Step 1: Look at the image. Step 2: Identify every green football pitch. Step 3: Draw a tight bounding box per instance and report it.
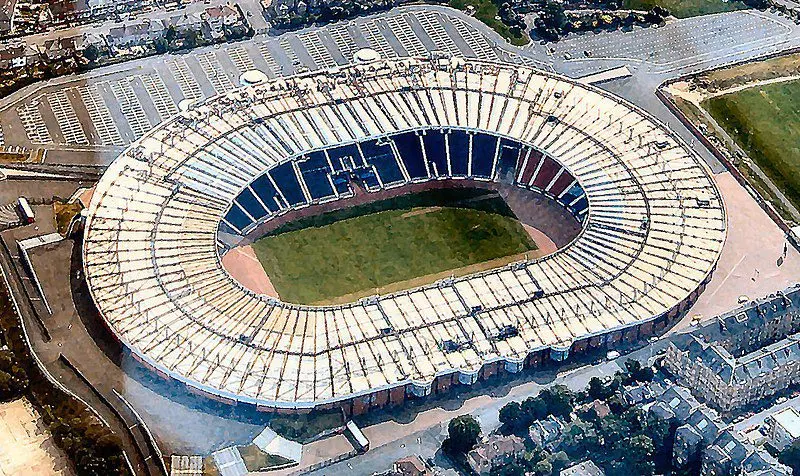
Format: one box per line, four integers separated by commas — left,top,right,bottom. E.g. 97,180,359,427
251,203,537,305
703,79,800,210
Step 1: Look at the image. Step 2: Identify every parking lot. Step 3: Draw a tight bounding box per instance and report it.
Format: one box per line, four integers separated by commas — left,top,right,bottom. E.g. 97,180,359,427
548,10,799,78
0,7,505,155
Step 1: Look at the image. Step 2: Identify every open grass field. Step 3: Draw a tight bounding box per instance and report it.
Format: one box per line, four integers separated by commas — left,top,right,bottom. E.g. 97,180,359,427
703,79,800,210
251,205,537,304
623,0,744,18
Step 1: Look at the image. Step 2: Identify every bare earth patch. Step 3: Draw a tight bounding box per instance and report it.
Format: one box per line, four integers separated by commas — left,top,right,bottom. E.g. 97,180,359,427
221,245,280,299
522,224,558,255
0,398,73,475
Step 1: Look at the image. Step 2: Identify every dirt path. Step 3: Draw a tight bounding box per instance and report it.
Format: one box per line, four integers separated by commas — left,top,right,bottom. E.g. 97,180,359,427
523,224,557,255
668,74,800,104
400,206,442,218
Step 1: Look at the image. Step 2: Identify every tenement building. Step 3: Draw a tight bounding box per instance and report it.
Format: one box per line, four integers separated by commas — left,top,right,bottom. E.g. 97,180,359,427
663,285,800,412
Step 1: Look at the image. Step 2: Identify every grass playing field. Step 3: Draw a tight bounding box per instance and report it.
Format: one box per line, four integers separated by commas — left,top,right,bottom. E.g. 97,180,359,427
623,0,743,18
703,79,800,210
251,202,537,305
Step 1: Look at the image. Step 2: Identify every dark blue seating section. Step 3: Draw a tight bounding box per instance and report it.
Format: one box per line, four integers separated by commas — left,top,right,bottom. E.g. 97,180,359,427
236,187,268,221
224,203,252,232
448,130,470,176
470,133,497,178
570,196,589,217
561,183,584,205
360,139,404,185
298,153,336,201
327,145,361,172
270,162,306,206
422,131,447,177
392,132,427,179
496,139,521,178
223,129,589,234
251,173,281,212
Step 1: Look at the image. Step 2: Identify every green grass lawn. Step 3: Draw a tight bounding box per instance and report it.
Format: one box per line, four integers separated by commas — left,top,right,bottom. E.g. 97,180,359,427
623,0,744,17
449,0,529,46
251,206,536,304
703,79,800,210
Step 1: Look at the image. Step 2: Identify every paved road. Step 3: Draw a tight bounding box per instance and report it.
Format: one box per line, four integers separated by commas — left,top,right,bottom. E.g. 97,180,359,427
734,395,800,433
305,342,667,475
0,227,166,475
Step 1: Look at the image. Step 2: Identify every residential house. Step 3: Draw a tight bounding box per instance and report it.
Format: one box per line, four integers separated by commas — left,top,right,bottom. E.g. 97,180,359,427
622,381,666,406
766,406,800,451
702,430,790,476
663,285,800,412
529,415,564,450
648,385,700,423
466,434,525,475
673,407,725,469
391,455,433,476
559,460,605,476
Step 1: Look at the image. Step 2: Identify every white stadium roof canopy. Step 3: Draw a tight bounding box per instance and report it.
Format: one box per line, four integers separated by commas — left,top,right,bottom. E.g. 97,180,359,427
83,57,726,408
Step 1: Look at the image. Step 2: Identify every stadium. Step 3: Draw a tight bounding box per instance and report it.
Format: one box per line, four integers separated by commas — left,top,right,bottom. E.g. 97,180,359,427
82,55,727,414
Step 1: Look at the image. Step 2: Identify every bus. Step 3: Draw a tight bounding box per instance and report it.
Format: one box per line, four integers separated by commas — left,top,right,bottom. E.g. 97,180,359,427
17,197,34,224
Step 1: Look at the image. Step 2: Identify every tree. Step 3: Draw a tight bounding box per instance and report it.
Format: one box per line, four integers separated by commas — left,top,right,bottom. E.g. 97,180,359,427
445,414,481,454
154,38,169,54
549,451,569,473
540,0,567,30
588,377,613,401
522,396,548,421
540,385,574,419
499,401,527,433
780,440,800,474
646,416,675,473
82,45,100,62
625,359,654,383
165,25,177,44
619,434,655,475
531,458,552,475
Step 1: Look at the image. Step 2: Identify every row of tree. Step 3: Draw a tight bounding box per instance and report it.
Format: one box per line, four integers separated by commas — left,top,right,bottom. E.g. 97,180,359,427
0,348,29,399
533,1,669,41
442,359,668,476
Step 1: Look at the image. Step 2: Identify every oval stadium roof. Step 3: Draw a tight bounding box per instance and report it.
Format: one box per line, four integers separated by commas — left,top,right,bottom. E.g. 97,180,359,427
83,58,726,408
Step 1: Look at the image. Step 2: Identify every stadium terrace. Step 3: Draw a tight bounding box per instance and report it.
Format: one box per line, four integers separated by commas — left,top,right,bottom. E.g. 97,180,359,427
82,56,726,414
